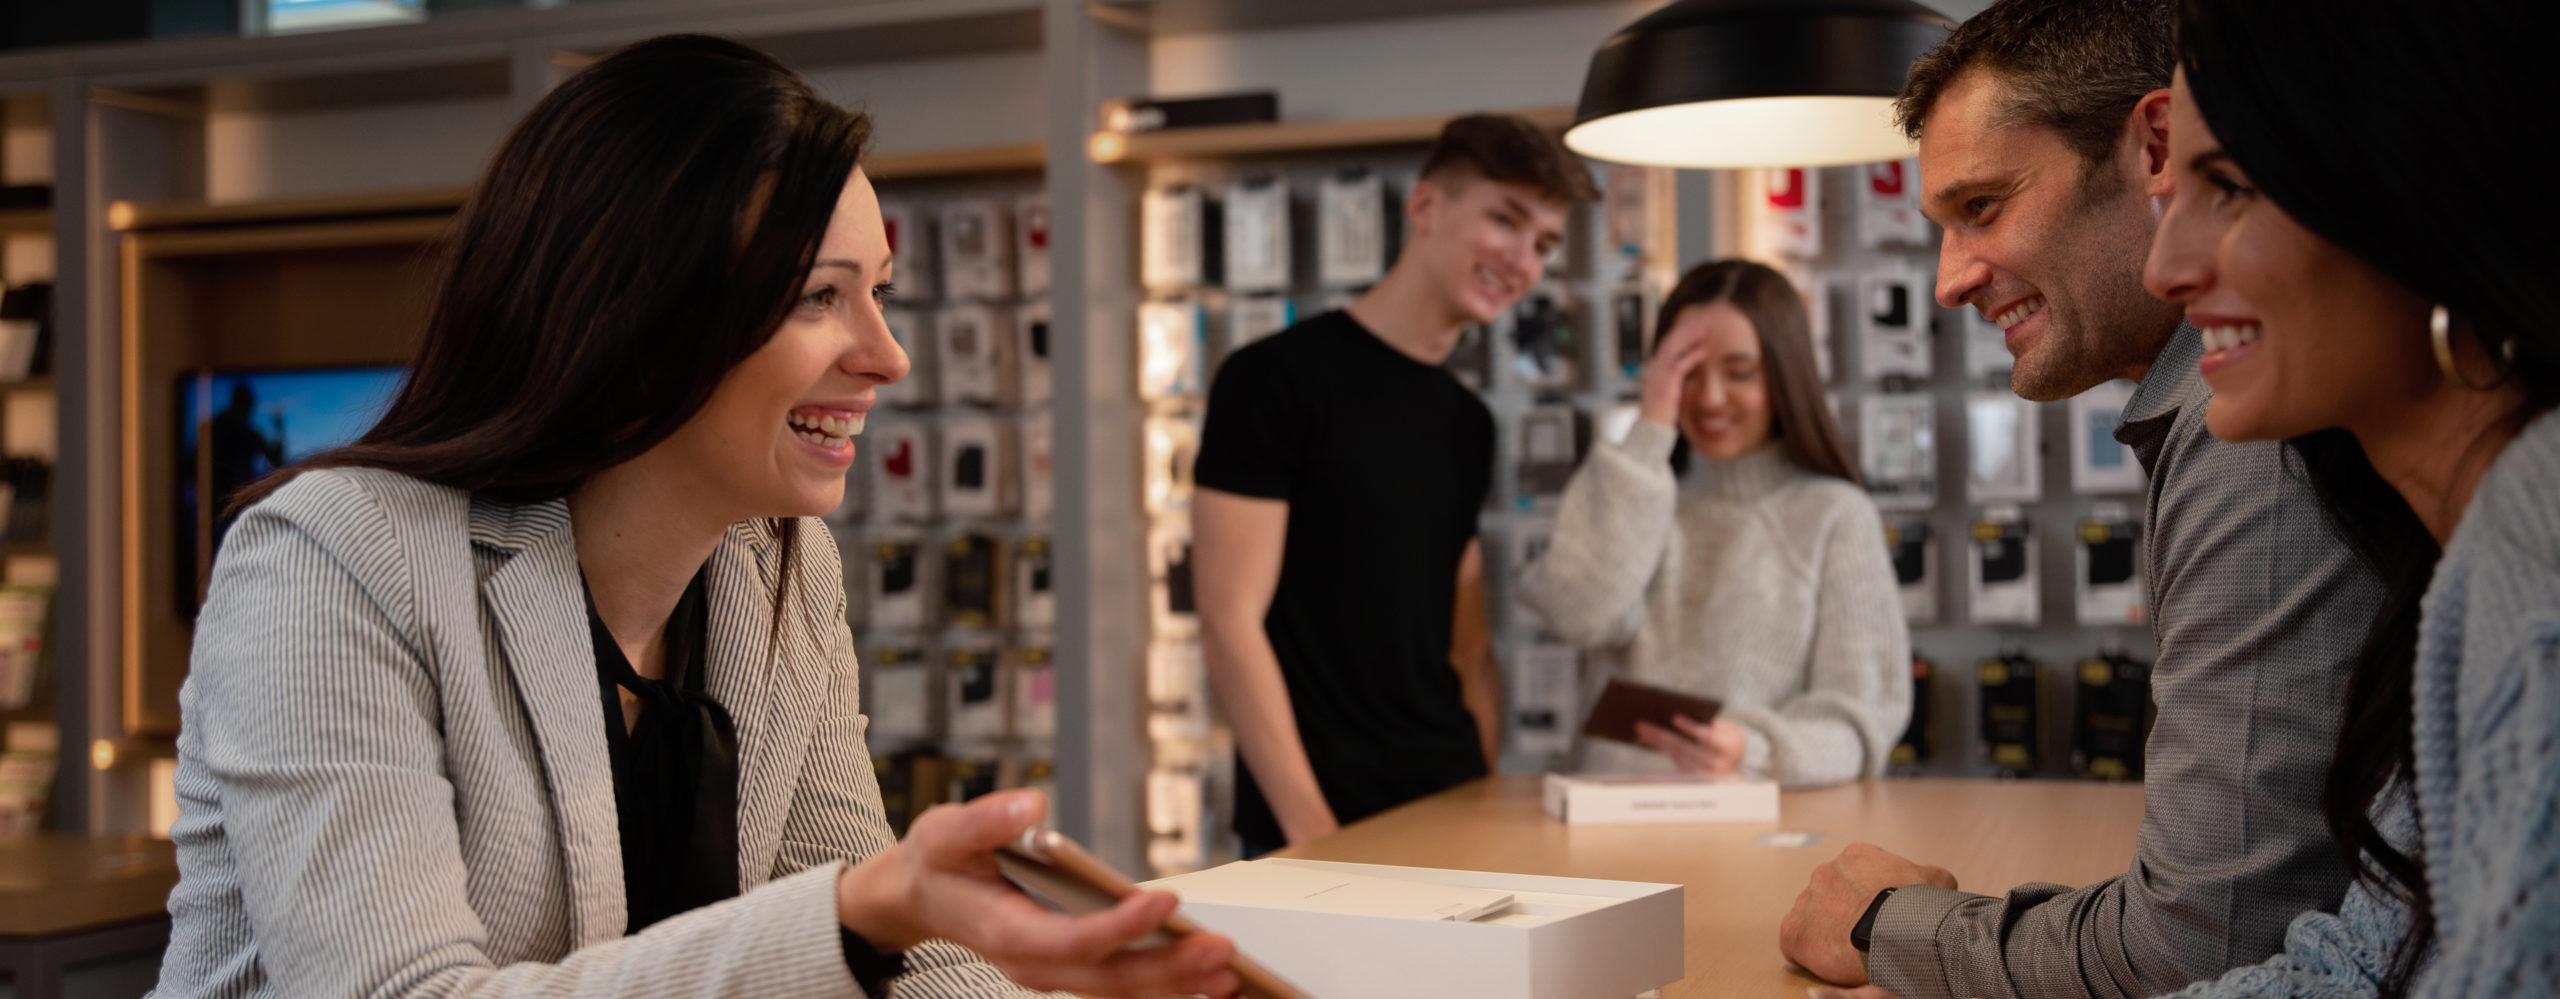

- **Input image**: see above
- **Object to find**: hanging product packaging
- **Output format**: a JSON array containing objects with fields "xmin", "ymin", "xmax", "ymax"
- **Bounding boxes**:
[
  {"xmin": 879, "ymin": 307, "xmax": 936, "ymax": 408},
  {"xmin": 1016, "ymin": 301, "xmax": 1052, "ymax": 407},
  {"xmin": 940, "ymin": 198, "xmax": 1015, "ymax": 302},
  {"xmin": 1506, "ymin": 283, "xmax": 1582, "ymax": 392},
  {"xmin": 2069, "ymin": 381, "xmax": 2146, "ymax": 494},
  {"xmin": 2071, "ymin": 651, "xmax": 2151, "ymax": 780},
  {"xmin": 1020, "ymin": 409, "xmax": 1055, "ymax": 521},
  {"xmin": 1142, "ymin": 183, "xmax": 1219, "ymax": 293},
  {"xmin": 1015, "ymin": 193, "xmax": 1051, "ymax": 298},
  {"xmin": 1966, "ymin": 506, "xmax": 2038, "ymax": 626},
  {"xmin": 1977, "ymin": 652, "xmax": 2043, "ymax": 774},
  {"xmin": 1886, "ymin": 521, "xmax": 1937, "ymax": 625},
  {"xmin": 1857, "ymin": 266, "xmax": 1932, "ymax": 381},
  {"xmin": 1014, "ymin": 535, "xmax": 1055, "ymax": 629},
  {"xmin": 868, "ymin": 531, "xmax": 937, "ymax": 630},
  {"xmin": 1508, "ymin": 643, "xmax": 1581, "ymax": 757},
  {"xmin": 1228, "ymin": 295, "xmax": 1296, "ymax": 357},
  {"xmin": 1223, "ymin": 175, "xmax": 1291, "ymax": 294},
  {"xmin": 879, "ymin": 201, "xmax": 937, "ymax": 303},
  {"xmin": 1964, "ymin": 391, "xmax": 2043, "ymax": 503},
  {"xmin": 1138, "ymin": 299, "xmax": 1207, "ymax": 400},
  {"xmin": 2075, "ymin": 505, "xmax": 2145, "ymax": 625},
  {"xmin": 946, "ymin": 644, "xmax": 1007, "ymax": 740},
  {"xmin": 1859, "ymin": 394, "xmax": 1937, "ymax": 511},
  {"xmin": 936, "ymin": 304, "xmax": 1014, "ymax": 407},
  {"xmin": 1318, "ymin": 168, "xmax": 1389, "ymax": 288},
  {"xmin": 874, "ymin": 423, "xmax": 937, "ymax": 522},
  {"xmin": 1857, "ymin": 158, "xmax": 1930, "ymax": 249},
  {"xmin": 940, "ymin": 416, "xmax": 1017, "ymax": 519},
  {"xmin": 1757, "ymin": 167, "xmax": 1821, "ymax": 258}
]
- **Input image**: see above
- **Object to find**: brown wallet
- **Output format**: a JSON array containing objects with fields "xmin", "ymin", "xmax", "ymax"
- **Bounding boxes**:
[{"xmin": 1579, "ymin": 677, "xmax": 1725, "ymax": 745}]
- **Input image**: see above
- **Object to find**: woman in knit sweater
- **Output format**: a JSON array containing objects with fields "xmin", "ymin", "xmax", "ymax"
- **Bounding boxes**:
[
  {"xmin": 2134, "ymin": 0, "xmax": 2559, "ymax": 994},
  {"xmin": 1518, "ymin": 260, "xmax": 1910, "ymax": 786}
]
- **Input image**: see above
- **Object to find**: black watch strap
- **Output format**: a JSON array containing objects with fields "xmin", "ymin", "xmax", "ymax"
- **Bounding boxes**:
[
  {"xmin": 840, "ymin": 928, "xmax": 910, "ymax": 995},
  {"xmin": 1850, "ymin": 886, "xmax": 1900, "ymax": 953}
]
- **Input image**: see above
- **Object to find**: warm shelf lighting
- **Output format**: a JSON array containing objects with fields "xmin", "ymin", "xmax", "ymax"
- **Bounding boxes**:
[
  {"xmin": 109, "ymin": 202, "xmax": 137, "ymax": 230},
  {"xmin": 1566, "ymin": 0, "xmax": 1953, "ymax": 169},
  {"xmin": 92, "ymin": 739, "xmax": 118, "ymax": 770},
  {"xmin": 1088, "ymin": 130, "xmax": 1128, "ymax": 164}
]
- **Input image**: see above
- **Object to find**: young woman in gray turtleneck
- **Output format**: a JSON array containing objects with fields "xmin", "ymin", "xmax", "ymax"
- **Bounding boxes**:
[{"xmin": 1520, "ymin": 260, "xmax": 1910, "ymax": 786}]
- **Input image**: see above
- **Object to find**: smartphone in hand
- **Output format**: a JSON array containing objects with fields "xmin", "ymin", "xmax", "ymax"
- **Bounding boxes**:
[{"xmin": 994, "ymin": 828, "xmax": 1311, "ymax": 999}]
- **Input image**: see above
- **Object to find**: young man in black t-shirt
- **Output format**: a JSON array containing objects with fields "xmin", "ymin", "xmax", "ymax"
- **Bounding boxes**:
[{"xmin": 1192, "ymin": 115, "xmax": 1596, "ymax": 854}]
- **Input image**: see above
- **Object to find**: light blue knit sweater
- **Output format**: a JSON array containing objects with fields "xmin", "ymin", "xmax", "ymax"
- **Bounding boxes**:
[{"xmin": 2167, "ymin": 411, "xmax": 2560, "ymax": 998}]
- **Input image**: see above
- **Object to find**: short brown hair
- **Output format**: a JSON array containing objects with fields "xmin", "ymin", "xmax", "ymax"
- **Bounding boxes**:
[
  {"xmin": 1420, "ymin": 113, "xmax": 1598, "ymax": 204},
  {"xmin": 1894, "ymin": 0, "xmax": 2173, "ymax": 168}
]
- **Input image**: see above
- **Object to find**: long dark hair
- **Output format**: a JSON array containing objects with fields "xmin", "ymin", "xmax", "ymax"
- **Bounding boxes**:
[
  {"xmin": 234, "ymin": 35, "xmax": 872, "ymax": 618},
  {"xmin": 1655, "ymin": 260, "xmax": 1861, "ymax": 487},
  {"xmin": 2180, "ymin": 1, "xmax": 2560, "ymax": 993}
]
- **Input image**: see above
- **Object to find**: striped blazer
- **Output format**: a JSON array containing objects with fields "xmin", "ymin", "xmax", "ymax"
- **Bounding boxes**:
[{"xmin": 152, "ymin": 467, "xmax": 1046, "ymax": 998}]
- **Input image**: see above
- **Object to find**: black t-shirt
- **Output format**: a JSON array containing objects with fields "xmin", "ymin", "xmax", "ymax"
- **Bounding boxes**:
[{"xmin": 1193, "ymin": 310, "xmax": 1495, "ymax": 844}]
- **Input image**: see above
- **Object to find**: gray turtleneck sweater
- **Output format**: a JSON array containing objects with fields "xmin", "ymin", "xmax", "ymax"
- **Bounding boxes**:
[{"xmin": 1518, "ymin": 420, "xmax": 1911, "ymax": 785}]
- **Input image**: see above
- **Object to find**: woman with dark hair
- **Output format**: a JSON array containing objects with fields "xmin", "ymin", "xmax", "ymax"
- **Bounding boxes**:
[
  {"xmin": 2140, "ymin": 0, "xmax": 2558, "ymax": 995},
  {"xmin": 1518, "ymin": 260, "xmax": 1909, "ymax": 785},
  {"xmin": 150, "ymin": 36, "xmax": 1241, "ymax": 999}
]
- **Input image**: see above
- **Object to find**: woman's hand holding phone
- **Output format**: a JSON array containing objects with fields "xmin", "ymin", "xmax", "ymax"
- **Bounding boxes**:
[
  {"xmin": 1634, "ymin": 714, "xmax": 1748, "ymax": 775},
  {"xmin": 836, "ymin": 790, "xmax": 1243, "ymax": 998}
]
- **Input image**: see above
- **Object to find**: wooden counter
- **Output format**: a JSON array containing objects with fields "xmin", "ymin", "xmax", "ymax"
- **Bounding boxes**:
[
  {"xmin": 0, "ymin": 834, "xmax": 178, "ymax": 937},
  {"xmin": 1282, "ymin": 776, "xmax": 2146, "ymax": 998}
]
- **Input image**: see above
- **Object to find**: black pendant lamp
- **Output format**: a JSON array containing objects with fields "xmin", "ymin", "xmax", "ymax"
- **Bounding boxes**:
[{"xmin": 1566, "ymin": 0, "xmax": 1956, "ymax": 169}]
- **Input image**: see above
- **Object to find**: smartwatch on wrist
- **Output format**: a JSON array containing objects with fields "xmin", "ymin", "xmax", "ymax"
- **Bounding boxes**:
[{"xmin": 1849, "ymin": 886, "xmax": 1899, "ymax": 954}]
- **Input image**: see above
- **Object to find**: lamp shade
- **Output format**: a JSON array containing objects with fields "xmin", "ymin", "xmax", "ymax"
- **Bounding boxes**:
[{"xmin": 1566, "ymin": 0, "xmax": 1954, "ymax": 169}]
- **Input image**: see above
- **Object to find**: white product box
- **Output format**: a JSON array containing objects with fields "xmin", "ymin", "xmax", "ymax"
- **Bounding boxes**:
[
  {"xmin": 1143, "ymin": 414, "xmax": 1201, "ymax": 514},
  {"xmin": 2070, "ymin": 381, "xmax": 2146, "ymax": 494},
  {"xmin": 1147, "ymin": 767, "xmax": 1210, "ymax": 875},
  {"xmin": 864, "ymin": 644, "xmax": 936, "ymax": 742},
  {"xmin": 1009, "ymin": 644, "xmax": 1057, "ymax": 739},
  {"xmin": 1541, "ymin": 773, "xmax": 1781, "ymax": 825},
  {"xmin": 2076, "ymin": 507, "xmax": 2145, "ymax": 626},
  {"xmin": 1858, "ymin": 267, "xmax": 1932, "ymax": 381},
  {"xmin": 1143, "ymin": 184, "xmax": 1215, "ymax": 293},
  {"xmin": 1139, "ymin": 300, "xmax": 1207, "ymax": 400},
  {"xmin": 936, "ymin": 305, "xmax": 1013, "ymax": 407},
  {"xmin": 940, "ymin": 198, "xmax": 1015, "ymax": 302},
  {"xmin": 1015, "ymin": 193, "xmax": 1051, "ymax": 298},
  {"xmin": 1148, "ymin": 519, "xmax": 1198, "ymax": 638},
  {"xmin": 1223, "ymin": 175, "xmax": 1291, "ymax": 294},
  {"xmin": 1963, "ymin": 305, "xmax": 2013, "ymax": 379},
  {"xmin": 946, "ymin": 644, "xmax": 1006, "ymax": 740},
  {"xmin": 1860, "ymin": 394, "xmax": 1937, "ymax": 511},
  {"xmin": 1886, "ymin": 521, "xmax": 1939, "ymax": 626},
  {"xmin": 1020, "ymin": 410, "xmax": 1055, "ymax": 521},
  {"xmin": 1318, "ymin": 170, "xmax": 1389, "ymax": 288},
  {"xmin": 1228, "ymin": 295, "xmax": 1296, "ymax": 356},
  {"xmin": 1508, "ymin": 643, "xmax": 1580, "ymax": 757},
  {"xmin": 1506, "ymin": 284, "xmax": 1581, "ymax": 392},
  {"xmin": 873, "ymin": 423, "xmax": 936, "ymax": 521},
  {"xmin": 879, "ymin": 306, "xmax": 936, "ymax": 408},
  {"xmin": 1967, "ymin": 507, "xmax": 2039, "ymax": 626},
  {"xmin": 1965, "ymin": 391, "xmax": 2042, "ymax": 504},
  {"xmin": 866, "ymin": 533, "xmax": 936, "ymax": 630},
  {"xmin": 1857, "ymin": 158, "xmax": 1930, "ymax": 249},
  {"xmin": 1757, "ymin": 167, "xmax": 1821, "ymax": 258},
  {"xmin": 1013, "ymin": 536, "xmax": 1055, "ymax": 629},
  {"xmin": 1015, "ymin": 302, "xmax": 1052, "ymax": 407},
  {"xmin": 879, "ymin": 202, "xmax": 936, "ymax": 302},
  {"xmin": 1515, "ymin": 405, "xmax": 1589, "ymax": 503},
  {"xmin": 1152, "ymin": 859, "xmax": 1684, "ymax": 999},
  {"xmin": 1146, "ymin": 640, "xmax": 1212, "ymax": 742},
  {"xmin": 941, "ymin": 416, "xmax": 1018, "ymax": 519},
  {"xmin": 1504, "ymin": 517, "xmax": 1558, "ymax": 633}
]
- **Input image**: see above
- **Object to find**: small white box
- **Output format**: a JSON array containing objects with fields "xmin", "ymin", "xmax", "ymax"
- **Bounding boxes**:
[
  {"xmin": 1318, "ymin": 170, "xmax": 1389, "ymax": 288},
  {"xmin": 942, "ymin": 415, "xmax": 1018, "ymax": 519},
  {"xmin": 1151, "ymin": 859, "xmax": 1684, "ymax": 999},
  {"xmin": 1016, "ymin": 302, "xmax": 1053, "ymax": 407},
  {"xmin": 937, "ymin": 304, "xmax": 1014, "ymax": 407},
  {"xmin": 941, "ymin": 198, "xmax": 1015, "ymax": 301},
  {"xmin": 1541, "ymin": 773, "xmax": 1780, "ymax": 825},
  {"xmin": 1143, "ymin": 184, "xmax": 1216, "ymax": 293},
  {"xmin": 1139, "ymin": 300, "xmax": 1207, "ymax": 400},
  {"xmin": 879, "ymin": 202, "xmax": 937, "ymax": 302},
  {"xmin": 1015, "ymin": 193, "xmax": 1052, "ymax": 298},
  {"xmin": 1021, "ymin": 410, "xmax": 1055, "ymax": 521},
  {"xmin": 1224, "ymin": 176, "xmax": 1291, "ymax": 294}
]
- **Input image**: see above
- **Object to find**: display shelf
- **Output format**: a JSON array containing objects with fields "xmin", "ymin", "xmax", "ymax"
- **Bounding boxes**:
[
  {"xmin": 1097, "ymin": 106, "xmax": 1572, "ymax": 164},
  {"xmin": 0, "ymin": 208, "xmax": 48, "ymax": 234}
]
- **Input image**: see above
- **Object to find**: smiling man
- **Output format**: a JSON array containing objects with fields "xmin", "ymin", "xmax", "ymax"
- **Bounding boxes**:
[
  {"xmin": 1775, "ymin": 2, "xmax": 2387, "ymax": 998},
  {"xmin": 1191, "ymin": 115, "xmax": 1594, "ymax": 857}
]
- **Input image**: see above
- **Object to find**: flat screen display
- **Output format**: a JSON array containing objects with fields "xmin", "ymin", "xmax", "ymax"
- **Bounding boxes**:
[{"xmin": 176, "ymin": 366, "xmax": 404, "ymax": 618}]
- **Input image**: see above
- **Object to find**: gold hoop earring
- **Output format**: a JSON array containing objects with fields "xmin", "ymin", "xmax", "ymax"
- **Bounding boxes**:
[{"xmin": 2431, "ymin": 304, "xmax": 2502, "ymax": 391}]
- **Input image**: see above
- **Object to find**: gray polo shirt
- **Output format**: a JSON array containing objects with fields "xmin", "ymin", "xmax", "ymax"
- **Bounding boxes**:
[{"xmin": 1866, "ymin": 325, "xmax": 2375, "ymax": 999}]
